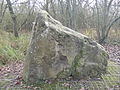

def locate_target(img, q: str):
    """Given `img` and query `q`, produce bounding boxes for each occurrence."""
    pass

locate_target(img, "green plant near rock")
[0,30,30,65]
[0,61,119,89]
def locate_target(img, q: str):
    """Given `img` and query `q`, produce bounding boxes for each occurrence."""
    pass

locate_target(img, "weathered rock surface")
[23,10,109,84]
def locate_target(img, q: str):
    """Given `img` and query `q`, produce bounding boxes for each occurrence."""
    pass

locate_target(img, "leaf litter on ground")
[0,44,120,89]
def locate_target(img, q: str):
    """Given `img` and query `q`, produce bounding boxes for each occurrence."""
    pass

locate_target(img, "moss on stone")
[23,10,109,83]
[71,49,83,78]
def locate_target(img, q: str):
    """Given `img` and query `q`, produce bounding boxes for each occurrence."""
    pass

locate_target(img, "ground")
[0,44,120,90]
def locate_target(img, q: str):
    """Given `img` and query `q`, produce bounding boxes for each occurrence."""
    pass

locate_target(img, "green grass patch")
[101,61,120,87]
[0,30,30,65]
[19,61,119,90]
[0,30,119,89]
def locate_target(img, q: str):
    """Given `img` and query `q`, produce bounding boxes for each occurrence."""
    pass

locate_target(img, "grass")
[0,29,120,65]
[0,30,120,89]
[0,30,30,65]
[0,61,117,90]
[24,61,119,90]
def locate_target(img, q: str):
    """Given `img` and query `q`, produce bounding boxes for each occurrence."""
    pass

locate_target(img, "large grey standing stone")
[23,10,109,84]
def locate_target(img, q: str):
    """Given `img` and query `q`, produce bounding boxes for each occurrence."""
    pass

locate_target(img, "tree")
[1,0,120,42]
[95,0,120,43]
[6,0,19,37]
[0,0,7,24]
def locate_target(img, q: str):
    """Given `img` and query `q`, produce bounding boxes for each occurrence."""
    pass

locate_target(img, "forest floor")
[0,44,120,90]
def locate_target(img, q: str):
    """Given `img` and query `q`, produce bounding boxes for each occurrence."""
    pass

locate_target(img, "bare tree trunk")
[45,0,49,12]
[6,0,18,37]
[66,0,72,28]
[95,0,117,43]
[58,0,64,24]
[99,16,120,43]
[72,0,77,30]
[50,0,56,19]
[0,0,7,23]
[95,0,101,42]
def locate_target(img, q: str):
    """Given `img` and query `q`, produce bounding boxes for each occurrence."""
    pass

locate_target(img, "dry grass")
[0,30,120,89]
[81,29,120,45]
